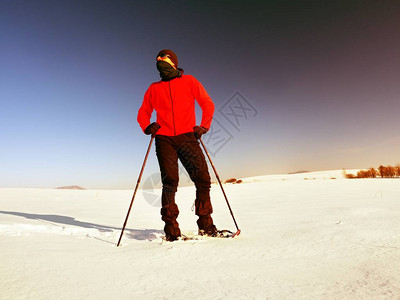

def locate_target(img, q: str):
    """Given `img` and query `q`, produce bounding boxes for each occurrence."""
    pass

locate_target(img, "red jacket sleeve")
[192,77,215,129]
[137,87,153,133]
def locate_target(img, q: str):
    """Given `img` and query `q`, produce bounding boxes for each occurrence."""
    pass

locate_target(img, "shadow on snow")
[0,210,163,241]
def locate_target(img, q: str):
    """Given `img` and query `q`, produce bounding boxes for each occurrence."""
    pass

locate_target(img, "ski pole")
[199,138,241,237]
[117,135,155,247]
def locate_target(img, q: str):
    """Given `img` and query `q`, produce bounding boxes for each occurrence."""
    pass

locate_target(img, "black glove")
[144,122,161,135]
[193,126,208,139]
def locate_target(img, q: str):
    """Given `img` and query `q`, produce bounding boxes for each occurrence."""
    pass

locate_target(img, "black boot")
[197,215,217,236]
[161,201,181,241]
[164,220,181,241]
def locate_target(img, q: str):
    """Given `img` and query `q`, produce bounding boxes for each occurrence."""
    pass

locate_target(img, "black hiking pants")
[155,132,215,236]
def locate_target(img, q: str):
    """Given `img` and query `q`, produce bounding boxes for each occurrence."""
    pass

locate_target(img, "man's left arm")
[192,77,215,130]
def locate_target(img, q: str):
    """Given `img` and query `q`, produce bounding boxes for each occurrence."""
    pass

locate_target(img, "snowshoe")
[198,229,234,238]
[165,234,180,242]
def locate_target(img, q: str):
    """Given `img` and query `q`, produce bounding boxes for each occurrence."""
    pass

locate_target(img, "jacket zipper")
[168,81,176,136]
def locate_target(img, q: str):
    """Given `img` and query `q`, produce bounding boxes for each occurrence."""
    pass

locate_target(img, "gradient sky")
[1,1,400,189]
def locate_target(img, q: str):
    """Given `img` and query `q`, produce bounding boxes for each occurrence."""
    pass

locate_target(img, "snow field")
[1,171,400,299]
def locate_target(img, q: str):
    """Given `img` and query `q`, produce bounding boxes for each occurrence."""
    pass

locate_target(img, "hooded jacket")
[137,74,215,136]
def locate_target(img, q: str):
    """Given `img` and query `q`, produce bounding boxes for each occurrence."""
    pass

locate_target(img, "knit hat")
[156,49,178,68]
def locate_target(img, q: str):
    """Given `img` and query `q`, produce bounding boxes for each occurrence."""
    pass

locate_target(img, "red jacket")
[137,75,215,136]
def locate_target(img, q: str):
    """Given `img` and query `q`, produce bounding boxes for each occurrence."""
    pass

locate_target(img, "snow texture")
[1,170,400,299]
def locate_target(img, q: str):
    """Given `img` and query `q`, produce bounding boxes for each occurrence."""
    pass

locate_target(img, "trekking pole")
[199,138,241,237]
[117,135,155,247]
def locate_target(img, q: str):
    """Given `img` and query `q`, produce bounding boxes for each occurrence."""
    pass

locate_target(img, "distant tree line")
[344,164,400,179]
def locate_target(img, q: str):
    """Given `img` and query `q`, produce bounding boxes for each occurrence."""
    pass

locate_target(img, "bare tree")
[346,173,356,179]
[395,164,400,177]
[356,170,365,178]
[346,165,399,179]
[386,165,395,178]
[378,165,386,178]
[369,167,377,178]
[357,170,373,178]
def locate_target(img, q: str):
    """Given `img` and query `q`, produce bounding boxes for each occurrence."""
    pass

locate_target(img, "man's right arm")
[137,88,153,133]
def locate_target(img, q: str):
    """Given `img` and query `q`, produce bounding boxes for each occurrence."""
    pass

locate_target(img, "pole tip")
[232,229,241,238]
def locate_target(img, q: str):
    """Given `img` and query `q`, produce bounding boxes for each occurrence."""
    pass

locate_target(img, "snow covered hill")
[1,170,399,299]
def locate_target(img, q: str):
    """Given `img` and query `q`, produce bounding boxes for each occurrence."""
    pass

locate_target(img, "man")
[137,49,217,241]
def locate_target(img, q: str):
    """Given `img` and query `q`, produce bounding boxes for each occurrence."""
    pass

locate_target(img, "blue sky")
[1,1,400,189]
